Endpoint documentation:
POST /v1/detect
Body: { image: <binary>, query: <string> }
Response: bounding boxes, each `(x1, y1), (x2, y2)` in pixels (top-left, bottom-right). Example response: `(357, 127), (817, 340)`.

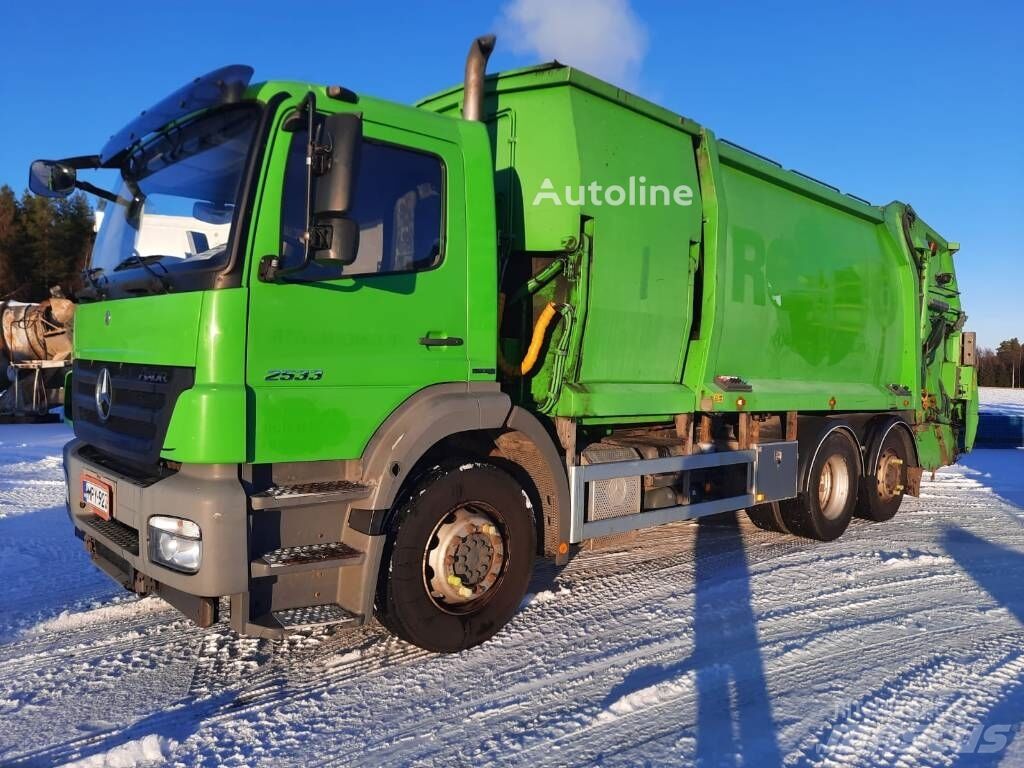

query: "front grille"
(81, 515), (140, 556)
(73, 360), (194, 466)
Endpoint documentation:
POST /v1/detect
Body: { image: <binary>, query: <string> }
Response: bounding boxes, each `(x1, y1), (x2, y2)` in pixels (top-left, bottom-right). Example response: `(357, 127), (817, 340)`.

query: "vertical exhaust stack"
(463, 34), (497, 121)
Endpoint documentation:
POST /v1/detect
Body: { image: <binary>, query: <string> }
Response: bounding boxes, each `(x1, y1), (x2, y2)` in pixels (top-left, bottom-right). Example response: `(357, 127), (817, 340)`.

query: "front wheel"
(376, 463), (536, 653)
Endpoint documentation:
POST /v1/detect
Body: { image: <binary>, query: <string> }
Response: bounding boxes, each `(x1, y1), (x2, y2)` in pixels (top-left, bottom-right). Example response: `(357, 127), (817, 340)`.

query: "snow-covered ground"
(1, 417), (1023, 767)
(977, 388), (1024, 449)
(979, 387), (1024, 416)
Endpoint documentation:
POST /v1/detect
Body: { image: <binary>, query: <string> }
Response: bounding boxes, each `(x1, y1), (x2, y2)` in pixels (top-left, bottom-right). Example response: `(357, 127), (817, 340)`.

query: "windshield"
(89, 104), (260, 294)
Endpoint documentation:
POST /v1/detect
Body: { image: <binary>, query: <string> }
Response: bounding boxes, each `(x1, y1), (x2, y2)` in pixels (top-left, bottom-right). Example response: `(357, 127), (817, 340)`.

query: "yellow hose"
(498, 298), (561, 377)
(519, 301), (560, 376)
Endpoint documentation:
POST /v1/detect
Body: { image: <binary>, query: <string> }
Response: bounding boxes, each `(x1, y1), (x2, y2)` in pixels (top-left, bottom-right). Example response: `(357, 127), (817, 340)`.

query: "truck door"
(245, 109), (470, 463)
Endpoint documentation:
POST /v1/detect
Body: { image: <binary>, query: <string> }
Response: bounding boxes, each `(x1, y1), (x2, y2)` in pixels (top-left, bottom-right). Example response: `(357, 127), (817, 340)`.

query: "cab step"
(250, 480), (372, 510)
(250, 541), (365, 577)
(272, 603), (360, 630)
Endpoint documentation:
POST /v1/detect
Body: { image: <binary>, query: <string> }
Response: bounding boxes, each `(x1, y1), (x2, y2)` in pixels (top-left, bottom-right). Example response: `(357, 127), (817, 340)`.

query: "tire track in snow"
(2, 444), (1024, 766)
(794, 636), (1024, 767)
(500, 629), (1024, 768)
(336, 588), (1018, 767)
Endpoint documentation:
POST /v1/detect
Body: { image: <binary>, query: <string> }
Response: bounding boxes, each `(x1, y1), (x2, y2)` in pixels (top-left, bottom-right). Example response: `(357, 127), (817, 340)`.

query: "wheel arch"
(359, 382), (513, 513)
(862, 416), (920, 476)
(796, 417), (864, 495)
(357, 385), (568, 558)
(494, 407), (571, 558)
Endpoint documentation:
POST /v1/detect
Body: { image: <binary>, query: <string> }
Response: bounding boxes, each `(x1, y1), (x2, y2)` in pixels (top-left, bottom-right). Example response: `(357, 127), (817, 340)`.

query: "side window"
(279, 124), (444, 277)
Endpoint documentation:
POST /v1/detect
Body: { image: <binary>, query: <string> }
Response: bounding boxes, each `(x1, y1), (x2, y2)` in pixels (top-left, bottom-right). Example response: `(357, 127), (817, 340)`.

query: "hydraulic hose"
(519, 301), (560, 376)
(538, 302), (575, 413)
(499, 300), (563, 377)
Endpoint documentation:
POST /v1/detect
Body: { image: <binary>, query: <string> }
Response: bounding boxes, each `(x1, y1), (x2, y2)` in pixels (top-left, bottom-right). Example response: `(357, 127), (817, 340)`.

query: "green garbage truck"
(30, 36), (977, 652)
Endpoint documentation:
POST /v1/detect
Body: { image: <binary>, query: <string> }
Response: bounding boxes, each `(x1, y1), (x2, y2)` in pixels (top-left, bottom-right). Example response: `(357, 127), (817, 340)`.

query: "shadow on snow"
(599, 513), (783, 766)
(944, 526), (1024, 767)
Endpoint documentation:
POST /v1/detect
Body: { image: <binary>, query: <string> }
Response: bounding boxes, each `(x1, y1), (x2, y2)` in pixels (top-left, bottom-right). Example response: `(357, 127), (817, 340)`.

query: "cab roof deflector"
(99, 64), (254, 165)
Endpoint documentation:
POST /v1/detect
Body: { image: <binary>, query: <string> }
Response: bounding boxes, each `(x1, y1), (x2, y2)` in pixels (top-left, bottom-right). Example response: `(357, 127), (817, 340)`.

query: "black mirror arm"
(255, 93), (320, 284)
(302, 91), (318, 268)
(60, 154), (102, 170)
(259, 253), (311, 282)
(263, 92), (324, 282)
(46, 154), (119, 203)
(75, 179), (119, 204)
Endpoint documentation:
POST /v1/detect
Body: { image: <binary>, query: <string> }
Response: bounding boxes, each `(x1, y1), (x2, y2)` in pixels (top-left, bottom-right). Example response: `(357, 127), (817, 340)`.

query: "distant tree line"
(0, 184), (94, 302)
(977, 339), (1023, 388)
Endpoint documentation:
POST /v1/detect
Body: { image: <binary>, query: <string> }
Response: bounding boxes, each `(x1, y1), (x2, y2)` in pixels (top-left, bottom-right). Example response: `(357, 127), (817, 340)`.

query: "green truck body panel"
(70, 65), (975, 472)
(163, 288), (250, 463)
(242, 86), (497, 465)
(76, 292), (204, 367)
(418, 65), (976, 465)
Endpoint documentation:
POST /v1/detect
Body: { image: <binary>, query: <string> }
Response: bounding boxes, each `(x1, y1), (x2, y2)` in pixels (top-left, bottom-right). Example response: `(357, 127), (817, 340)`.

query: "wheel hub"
(876, 449), (905, 500)
(424, 505), (506, 611)
(453, 532), (494, 585)
(818, 455), (851, 520)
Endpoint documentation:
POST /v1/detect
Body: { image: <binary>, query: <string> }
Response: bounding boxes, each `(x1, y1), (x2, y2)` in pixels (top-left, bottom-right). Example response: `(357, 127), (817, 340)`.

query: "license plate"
(81, 473), (113, 521)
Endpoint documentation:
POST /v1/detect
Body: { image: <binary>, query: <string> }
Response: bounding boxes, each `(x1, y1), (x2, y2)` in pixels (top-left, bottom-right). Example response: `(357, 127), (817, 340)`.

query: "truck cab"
(44, 63), (535, 649)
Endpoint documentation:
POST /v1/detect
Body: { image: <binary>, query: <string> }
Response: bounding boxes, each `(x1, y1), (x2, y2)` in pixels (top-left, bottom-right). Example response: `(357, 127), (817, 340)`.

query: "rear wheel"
(778, 431), (859, 541)
(856, 427), (913, 522)
(747, 501), (790, 533)
(376, 463), (535, 653)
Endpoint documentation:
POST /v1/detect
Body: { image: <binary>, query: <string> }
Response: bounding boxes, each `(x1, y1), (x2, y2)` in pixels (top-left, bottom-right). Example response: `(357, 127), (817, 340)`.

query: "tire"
(778, 431), (859, 541)
(856, 426), (913, 522)
(376, 462), (536, 653)
(747, 502), (791, 534)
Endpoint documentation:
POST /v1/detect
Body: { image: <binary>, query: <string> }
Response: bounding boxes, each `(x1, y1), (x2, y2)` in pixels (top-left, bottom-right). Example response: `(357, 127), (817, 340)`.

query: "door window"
(279, 124), (444, 278)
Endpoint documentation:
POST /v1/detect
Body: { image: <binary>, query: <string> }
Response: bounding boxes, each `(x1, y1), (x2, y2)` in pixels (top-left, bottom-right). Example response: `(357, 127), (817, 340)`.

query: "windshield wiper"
(113, 254), (172, 293)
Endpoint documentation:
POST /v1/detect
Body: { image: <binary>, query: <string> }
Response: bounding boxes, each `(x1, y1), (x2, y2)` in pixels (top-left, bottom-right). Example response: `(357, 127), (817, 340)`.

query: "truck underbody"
(66, 382), (928, 645)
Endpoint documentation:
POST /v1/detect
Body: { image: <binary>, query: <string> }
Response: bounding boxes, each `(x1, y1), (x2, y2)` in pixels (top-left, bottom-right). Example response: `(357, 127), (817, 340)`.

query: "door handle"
(419, 335), (464, 347)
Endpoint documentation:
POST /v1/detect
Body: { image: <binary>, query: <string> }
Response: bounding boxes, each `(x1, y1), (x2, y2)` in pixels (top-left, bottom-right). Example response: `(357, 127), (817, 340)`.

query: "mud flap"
(156, 583), (219, 628)
(905, 466), (923, 497)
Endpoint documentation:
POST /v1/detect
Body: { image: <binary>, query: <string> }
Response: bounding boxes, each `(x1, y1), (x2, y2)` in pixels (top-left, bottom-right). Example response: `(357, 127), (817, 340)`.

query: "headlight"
(148, 516), (202, 573)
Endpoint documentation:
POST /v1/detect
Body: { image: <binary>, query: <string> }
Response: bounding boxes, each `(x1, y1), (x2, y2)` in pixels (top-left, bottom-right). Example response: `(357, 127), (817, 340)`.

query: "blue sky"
(1, 1), (1020, 347)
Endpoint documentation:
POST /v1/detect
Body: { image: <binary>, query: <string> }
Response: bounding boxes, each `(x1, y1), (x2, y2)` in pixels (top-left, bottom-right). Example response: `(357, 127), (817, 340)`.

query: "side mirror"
(29, 160), (76, 198)
(311, 112), (362, 265)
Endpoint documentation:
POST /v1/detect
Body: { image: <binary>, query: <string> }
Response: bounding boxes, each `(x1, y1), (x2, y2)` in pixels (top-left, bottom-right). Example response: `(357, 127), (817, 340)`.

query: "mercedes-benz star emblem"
(95, 368), (113, 422)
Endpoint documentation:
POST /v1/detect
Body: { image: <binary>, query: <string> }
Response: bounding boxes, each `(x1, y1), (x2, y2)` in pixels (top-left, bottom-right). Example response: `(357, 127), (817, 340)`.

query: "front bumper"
(64, 439), (250, 600)
(64, 438), (384, 637)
